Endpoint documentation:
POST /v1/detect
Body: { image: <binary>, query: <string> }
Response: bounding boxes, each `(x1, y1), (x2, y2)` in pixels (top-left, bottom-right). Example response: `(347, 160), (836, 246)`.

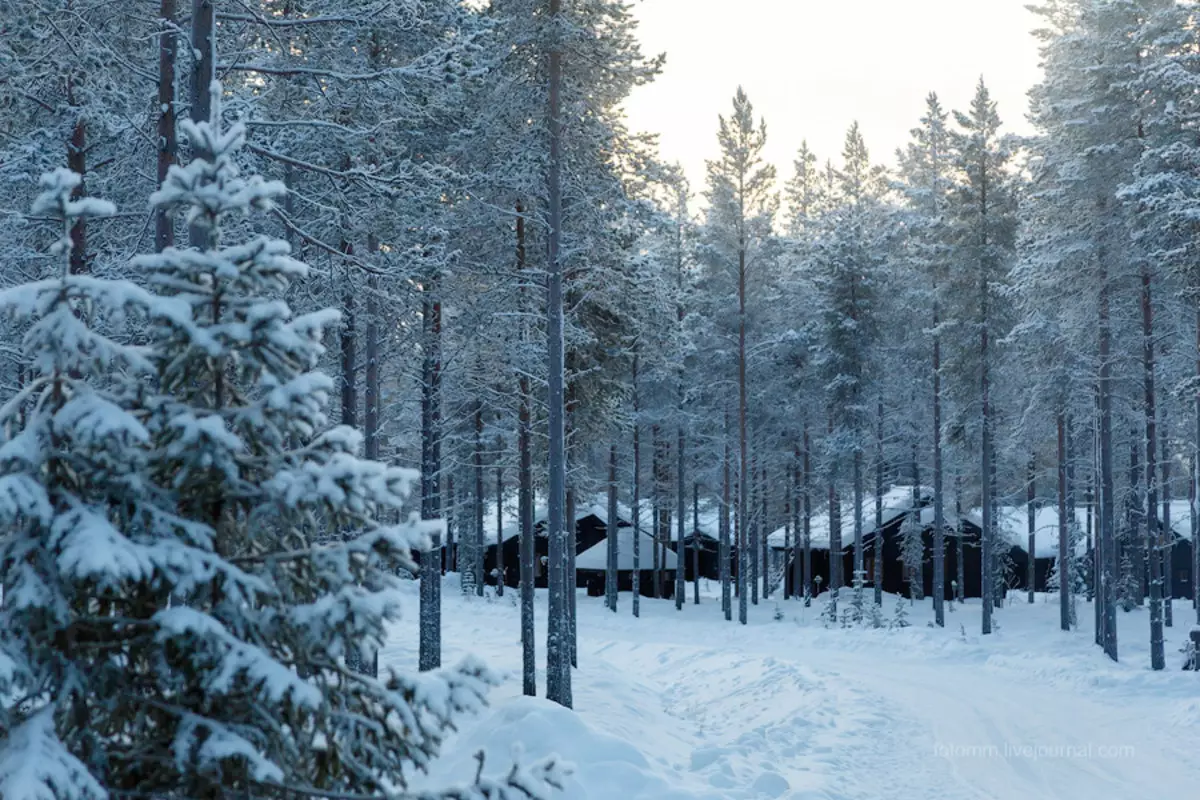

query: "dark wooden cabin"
(775, 509), (1026, 601)
(482, 511), (622, 589)
(576, 527), (677, 598)
(667, 531), (722, 582)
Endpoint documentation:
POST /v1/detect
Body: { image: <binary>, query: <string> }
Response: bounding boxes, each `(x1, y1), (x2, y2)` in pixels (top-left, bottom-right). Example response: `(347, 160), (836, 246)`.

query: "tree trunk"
(544, 0), (571, 709)
(804, 425), (813, 607)
(854, 446), (864, 602)
(738, 221), (749, 625)
(981, 265), (993, 635)
(419, 271), (442, 672)
(784, 466), (793, 601)
(722, 409), (732, 620)
(156, 0), (177, 251)
(607, 444), (619, 612)
(189, 0), (215, 251)
(875, 399), (885, 607)
(363, 244), (381, 677)
(676, 425), (686, 610)
(955, 473), (965, 602)
(761, 463), (770, 600)
(517, 202), (535, 696)
(1195, 306), (1200, 623)
(1161, 419), (1172, 629)
(1099, 253), (1118, 660)
(1143, 263), (1164, 670)
(652, 427), (663, 600)
(932, 299), (945, 624)
(496, 461), (504, 598)
(474, 404), (486, 598)
(1028, 456), (1037, 604)
(565, 485), (577, 668)
(1058, 411), (1071, 631)
(693, 481), (701, 605)
(633, 353), (642, 618)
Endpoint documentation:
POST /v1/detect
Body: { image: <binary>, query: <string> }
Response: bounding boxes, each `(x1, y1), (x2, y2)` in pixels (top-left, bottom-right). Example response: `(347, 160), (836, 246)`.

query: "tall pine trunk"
(1028, 457), (1037, 604)
(761, 463), (770, 600)
(188, 0), (215, 251)
(632, 353), (642, 618)
(544, 0), (571, 709)
(156, 0), (177, 251)
(676, 425), (686, 610)
(980, 255), (994, 635)
(652, 427), (663, 600)
(1143, 263), (1164, 670)
(722, 409), (732, 619)
(1161, 420), (1172, 629)
(804, 428), (813, 606)
(1099, 254), (1118, 660)
(738, 223), (749, 625)
(517, 202), (535, 696)
(496, 461), (504, 597)
(607, 444), (619, 612)
(693, 482), (701, 605)
(955, 473), (965, 602)
(875, 399), (884, 607)
(1058, 411), (1071, 631)
(932, 298), (945, 624)
(474, 404), (486, 597)
(419, 272), (442, 672)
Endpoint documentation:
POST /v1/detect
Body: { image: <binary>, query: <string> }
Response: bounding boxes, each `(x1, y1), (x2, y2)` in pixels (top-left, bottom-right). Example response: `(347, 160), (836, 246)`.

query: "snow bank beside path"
(387, 579), (1200, 800)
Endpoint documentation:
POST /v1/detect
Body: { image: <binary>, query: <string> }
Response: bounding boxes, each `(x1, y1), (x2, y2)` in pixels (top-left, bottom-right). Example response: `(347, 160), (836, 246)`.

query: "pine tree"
(702, 87), (777, 626)
(944, 79), (1019, 635)
(130, 89), (563, 797)
(0, 169), (148, 800)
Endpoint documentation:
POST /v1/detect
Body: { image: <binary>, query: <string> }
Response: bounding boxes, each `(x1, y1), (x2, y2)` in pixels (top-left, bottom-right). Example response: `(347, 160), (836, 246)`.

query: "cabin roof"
(576, 528), (677, 571)
(993, 501), (1193, 559)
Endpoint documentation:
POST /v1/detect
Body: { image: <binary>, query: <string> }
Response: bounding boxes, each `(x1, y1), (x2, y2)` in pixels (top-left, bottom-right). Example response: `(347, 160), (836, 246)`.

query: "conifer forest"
(2, 1), (1200, 798)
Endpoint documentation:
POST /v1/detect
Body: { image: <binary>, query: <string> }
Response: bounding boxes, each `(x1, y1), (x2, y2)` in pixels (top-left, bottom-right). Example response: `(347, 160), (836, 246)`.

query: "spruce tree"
(128, 88), (564, 798)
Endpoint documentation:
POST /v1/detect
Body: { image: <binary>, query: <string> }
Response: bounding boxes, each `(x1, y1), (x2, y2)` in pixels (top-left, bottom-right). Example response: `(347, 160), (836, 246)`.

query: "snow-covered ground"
(386, 581), (1200, 799)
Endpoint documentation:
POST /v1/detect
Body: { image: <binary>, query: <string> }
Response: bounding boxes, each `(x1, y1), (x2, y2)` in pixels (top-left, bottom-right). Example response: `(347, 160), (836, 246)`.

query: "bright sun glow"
(623, 0), (1043, 189)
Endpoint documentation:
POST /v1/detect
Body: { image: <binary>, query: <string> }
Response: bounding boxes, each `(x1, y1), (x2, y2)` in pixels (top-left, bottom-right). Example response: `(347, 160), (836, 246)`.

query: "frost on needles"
(0, 91), (565, 799)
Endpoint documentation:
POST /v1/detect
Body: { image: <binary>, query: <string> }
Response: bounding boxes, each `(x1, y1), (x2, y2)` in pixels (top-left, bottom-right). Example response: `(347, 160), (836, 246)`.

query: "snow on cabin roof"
(576, 528), (677, 571)
(995, 500), (1194, 558)
(488, 493), (632, 544)
(992, 506), (1091, 559)
(766, 485), (934, 550)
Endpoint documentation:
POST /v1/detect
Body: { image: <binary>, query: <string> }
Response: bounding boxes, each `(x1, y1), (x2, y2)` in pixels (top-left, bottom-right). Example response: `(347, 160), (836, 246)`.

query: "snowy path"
(392, 584), (1200, 799)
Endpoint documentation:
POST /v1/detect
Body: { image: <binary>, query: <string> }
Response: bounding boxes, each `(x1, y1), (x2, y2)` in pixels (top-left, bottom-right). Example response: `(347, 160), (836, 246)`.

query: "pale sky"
(622, 0), (1044, 194)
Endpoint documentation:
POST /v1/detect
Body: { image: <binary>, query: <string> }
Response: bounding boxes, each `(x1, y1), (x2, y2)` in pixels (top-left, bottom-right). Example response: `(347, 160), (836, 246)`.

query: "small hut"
(576, 526), (677, 598)
(482, 498), (627, 589)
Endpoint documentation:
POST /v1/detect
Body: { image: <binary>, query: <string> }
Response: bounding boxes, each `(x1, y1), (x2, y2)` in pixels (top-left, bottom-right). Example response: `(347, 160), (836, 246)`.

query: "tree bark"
(932, 297), (944, 624)
(722, 408), (732, 619)
(875, 399), (885, 607)
(1143, 263), (1164, 670)
(156, 0), (177, 252)
(1058, 412), (1071, 630)
(607, 444), (619, 612)
(474, 403), (486, 597)
(496, 460), (504, 598)
(1028, 456), (1037, 604)
(1099, 251), (1118, 660)
(738, 213), (749, 625)
(419, 270), (442, 672)
(544, 0), (571, 709)
(516, 203), (535, 696)
(804, 426), (813, 606)
(632, 353), (642, 618)
(189, 0), (215, 251)
(693, 481), (701, 605)
(1160, 418), (1172, 629)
